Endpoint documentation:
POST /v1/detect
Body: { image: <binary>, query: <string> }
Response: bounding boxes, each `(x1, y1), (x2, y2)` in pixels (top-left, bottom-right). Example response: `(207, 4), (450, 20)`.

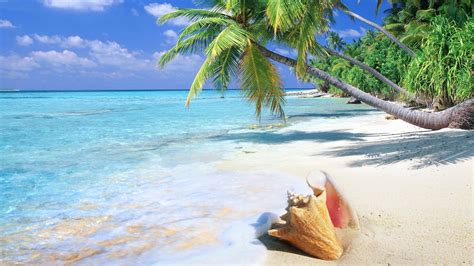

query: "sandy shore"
(217, 111), (473, 264)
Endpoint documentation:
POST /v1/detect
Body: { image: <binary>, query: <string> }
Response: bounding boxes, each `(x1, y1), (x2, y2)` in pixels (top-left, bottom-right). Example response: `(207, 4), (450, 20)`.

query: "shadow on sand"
(288, 108), (378, 120)
(320, 130), (474, 169)
(212, 130), (368, 144)
(257, 234), (311, 258)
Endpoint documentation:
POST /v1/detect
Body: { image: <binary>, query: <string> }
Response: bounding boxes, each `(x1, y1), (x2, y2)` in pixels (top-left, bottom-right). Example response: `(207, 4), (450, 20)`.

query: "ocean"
(0, 90), (374, 264)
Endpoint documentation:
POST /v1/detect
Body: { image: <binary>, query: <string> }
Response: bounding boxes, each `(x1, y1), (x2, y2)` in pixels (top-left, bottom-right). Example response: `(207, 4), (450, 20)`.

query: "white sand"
(217, 112), (474, 264)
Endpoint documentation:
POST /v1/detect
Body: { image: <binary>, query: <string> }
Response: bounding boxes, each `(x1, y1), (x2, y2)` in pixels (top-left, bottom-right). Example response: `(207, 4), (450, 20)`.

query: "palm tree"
(326, 31), (346, 51)
(340, 7), (417, 57)
(381, 0), (472, 49)
(158, 0), (473, 129)
(158, 0), (288, 118)
(324, 47), (413, 99)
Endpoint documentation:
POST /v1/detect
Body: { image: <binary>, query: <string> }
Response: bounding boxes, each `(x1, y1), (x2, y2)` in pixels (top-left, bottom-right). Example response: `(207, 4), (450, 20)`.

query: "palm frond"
(240, 42), (285, 118)
(206, 24), (252, 57)
(159, 29), (220, 67)
(186, 56), (217, 106)
(266, 0), (305, 34)
(211, 47), (241, 90)
(157, 8), (228, 25)
(177, 17), (234, 42)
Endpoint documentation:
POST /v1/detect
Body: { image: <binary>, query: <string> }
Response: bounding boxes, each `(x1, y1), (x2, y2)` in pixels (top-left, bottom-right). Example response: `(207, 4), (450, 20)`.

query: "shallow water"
(0, 90), (375, 264)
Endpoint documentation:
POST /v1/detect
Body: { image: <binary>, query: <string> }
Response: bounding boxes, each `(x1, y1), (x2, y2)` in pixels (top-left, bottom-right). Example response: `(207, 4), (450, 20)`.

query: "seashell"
(268, 170), (359, 260)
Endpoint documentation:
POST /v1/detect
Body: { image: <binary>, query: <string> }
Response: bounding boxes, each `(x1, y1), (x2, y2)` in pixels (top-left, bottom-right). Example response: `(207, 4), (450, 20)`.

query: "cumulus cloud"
(163, 29), (178, 43)
(87, 40), (151, 69)
(64, 36), (85, 47)
(31, 50), (96, 67)
(0, 54), (39, 71)
(14, 34), (150, 69)
(144, 3), (189, 26)
(337, 27), (366, 38)
(0, 19), (15, 28)
(0, 54), (39, 79)
(42, 0), (122, 11)
(16, 35), (34, 46)
(28, 34), (85, 47)
(2, 34), (203, 81)
(33, 34), (61, 44)
(153, 51), (202, 73)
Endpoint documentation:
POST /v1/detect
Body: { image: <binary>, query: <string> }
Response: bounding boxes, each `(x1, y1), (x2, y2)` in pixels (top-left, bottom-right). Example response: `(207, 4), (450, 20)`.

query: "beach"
(218, 111), (473, 264)
(1, 92), (472, 264)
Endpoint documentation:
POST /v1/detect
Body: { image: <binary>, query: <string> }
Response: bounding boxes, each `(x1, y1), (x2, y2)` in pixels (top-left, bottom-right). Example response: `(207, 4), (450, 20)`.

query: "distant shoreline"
(0, 88), (316, 93)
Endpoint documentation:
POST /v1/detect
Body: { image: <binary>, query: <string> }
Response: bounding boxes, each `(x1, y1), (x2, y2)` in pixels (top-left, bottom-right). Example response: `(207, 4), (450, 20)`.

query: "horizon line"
(0, 87), (315, 93)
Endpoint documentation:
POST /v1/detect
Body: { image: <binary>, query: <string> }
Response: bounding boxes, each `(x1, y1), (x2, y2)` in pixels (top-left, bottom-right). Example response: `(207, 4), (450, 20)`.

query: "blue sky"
(0, 0), (391, 90)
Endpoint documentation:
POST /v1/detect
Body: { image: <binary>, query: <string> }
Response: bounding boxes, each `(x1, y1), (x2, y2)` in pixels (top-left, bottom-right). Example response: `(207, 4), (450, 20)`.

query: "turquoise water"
(0, 90), (374, 264)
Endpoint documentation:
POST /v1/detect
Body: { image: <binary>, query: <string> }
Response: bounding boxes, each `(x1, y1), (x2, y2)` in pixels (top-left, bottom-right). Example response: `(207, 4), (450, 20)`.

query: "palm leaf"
(206, 24), (252, 57)
(211, 47), (241, 90)
(240, 42), (285, 118)
(157, 8), (228, 25)
(266, 0), (305, 34)
(159, 29), (219, 67)
(186, 56), (217, 106)
(177, 17), (234, 42)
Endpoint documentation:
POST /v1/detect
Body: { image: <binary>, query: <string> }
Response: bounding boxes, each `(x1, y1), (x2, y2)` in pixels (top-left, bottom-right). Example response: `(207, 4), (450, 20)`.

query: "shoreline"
(2, 94), (472, 264)
(217, 112), (473, 264)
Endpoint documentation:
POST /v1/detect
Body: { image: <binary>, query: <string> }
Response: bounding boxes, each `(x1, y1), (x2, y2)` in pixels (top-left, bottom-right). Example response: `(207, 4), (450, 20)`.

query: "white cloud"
(153, 51), (202, 73)
(163, 29), (178, 42)
(0, 54), (39, 79)
(0, 54), (39, 71)
(2, 33), (203, 82)
(34, 34), (61, 44)
(13, 34), (150, 70)
(64, 36), (85, 47)
(337, 27), (366, 38)
(0, 19), (15, 28)
(29, 34), (85, 47)
(144, 3), (189, 26)
(31, 50), (96, 67)
(16, 35), (34, 46)
(87, 40), (150, 69)
(42, 0), (122, 11)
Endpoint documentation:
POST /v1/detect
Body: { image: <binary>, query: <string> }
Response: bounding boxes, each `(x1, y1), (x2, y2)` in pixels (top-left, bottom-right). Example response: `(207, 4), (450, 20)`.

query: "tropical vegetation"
(157, 0), (473, 129)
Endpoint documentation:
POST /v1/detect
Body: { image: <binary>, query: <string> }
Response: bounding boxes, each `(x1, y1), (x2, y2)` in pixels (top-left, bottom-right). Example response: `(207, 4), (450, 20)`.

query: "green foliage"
(310, 31), (411, 100)
(240, 42), (285, 118)
(159, 0), (473, 119)
(383, 0), (472, 49)
(309, 14), (473, 107)
(159, 1), (286, 118)
(265, 0), (338, 77)
(403, 16), (474, 107)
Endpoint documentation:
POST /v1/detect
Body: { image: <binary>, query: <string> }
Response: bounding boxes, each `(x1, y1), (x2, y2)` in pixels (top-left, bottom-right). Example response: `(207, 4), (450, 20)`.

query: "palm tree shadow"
(211, 130), (368, 143)
(320, 130), (474, 169)
(287, 109), (379, 121)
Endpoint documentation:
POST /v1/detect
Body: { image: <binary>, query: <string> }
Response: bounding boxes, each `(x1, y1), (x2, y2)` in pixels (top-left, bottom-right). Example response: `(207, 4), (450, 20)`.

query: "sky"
(0, 0), (391, 91)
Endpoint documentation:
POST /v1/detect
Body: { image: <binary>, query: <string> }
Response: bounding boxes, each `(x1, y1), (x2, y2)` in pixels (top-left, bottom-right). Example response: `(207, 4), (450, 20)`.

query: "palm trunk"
(325, 48), (427, 106)
(343, 10), (417, 57)
(325, 47), (413, 98)
(258, 45), (474, 130)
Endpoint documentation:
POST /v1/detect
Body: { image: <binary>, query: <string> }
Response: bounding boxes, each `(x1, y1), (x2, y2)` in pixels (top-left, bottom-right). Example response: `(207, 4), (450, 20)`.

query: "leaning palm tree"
(158, 0), (473, 129)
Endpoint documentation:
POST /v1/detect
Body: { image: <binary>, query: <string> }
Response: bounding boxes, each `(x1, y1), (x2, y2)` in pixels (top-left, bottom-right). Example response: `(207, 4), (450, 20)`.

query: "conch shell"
(268, 171), (359, 260)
